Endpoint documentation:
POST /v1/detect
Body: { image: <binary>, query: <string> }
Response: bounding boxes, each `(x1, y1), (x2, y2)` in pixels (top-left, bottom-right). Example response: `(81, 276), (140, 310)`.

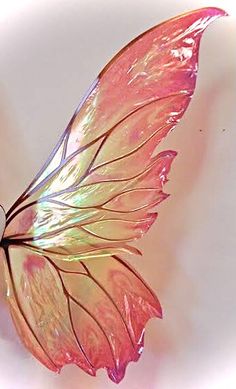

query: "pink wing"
(1, 7), (226, 383)
(4, 246), (161, 382)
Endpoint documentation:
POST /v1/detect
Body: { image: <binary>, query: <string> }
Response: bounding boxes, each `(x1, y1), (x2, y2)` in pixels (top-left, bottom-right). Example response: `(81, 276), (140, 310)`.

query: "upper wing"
(4, 7), (226, 259)
(2, 7), (226, 383)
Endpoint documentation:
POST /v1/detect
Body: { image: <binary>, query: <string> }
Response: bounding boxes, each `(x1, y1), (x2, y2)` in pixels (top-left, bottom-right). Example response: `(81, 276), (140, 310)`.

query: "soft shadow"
(130, 70), (233, 373)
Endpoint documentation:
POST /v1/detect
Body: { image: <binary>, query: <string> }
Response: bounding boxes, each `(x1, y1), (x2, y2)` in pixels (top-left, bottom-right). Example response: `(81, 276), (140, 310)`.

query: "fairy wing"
(2, 7), (226, 383)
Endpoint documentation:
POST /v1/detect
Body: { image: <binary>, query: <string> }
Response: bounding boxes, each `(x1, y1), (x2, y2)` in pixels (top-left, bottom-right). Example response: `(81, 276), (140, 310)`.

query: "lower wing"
(3, 246), (161, 383)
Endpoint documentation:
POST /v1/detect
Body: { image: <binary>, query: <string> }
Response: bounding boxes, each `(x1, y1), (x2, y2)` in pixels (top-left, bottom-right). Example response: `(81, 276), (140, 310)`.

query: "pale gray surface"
(0, 1), (235, 388)
(0, 206), (5, 241)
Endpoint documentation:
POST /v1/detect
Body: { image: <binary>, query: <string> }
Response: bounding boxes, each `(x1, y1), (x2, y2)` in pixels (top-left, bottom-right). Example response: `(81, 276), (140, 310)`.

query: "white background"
(0, 1), (235, 388)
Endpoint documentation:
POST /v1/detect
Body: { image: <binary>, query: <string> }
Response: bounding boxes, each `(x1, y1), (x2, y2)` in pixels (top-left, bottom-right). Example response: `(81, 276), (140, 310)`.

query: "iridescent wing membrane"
(1, 7), (226, 383)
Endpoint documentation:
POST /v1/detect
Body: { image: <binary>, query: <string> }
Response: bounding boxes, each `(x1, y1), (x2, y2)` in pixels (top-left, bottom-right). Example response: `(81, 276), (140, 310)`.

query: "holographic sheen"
(1, 7), (226, 383)
(4, 246), (161, 382)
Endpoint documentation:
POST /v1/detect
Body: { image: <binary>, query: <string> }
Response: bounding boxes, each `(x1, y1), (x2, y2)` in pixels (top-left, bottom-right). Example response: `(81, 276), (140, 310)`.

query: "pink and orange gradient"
(0, 7), (227, 385)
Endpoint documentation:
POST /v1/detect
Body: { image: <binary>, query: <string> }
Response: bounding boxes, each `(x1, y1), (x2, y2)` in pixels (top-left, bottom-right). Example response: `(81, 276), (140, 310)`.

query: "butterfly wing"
(2, 7), (226, 383)
(4, 246), (161, 382)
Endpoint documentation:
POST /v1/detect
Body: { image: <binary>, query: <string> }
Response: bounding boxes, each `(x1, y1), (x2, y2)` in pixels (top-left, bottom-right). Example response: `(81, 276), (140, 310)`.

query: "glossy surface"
(4, 7), (226, 257)
(4, 247), (161, 382)
(0, 6), (227, 385)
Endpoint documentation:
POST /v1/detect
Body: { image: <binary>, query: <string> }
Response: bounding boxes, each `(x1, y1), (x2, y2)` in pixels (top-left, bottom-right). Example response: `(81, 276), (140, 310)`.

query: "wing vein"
(4, 248), (58, 370)
(80, 261), (135, 348)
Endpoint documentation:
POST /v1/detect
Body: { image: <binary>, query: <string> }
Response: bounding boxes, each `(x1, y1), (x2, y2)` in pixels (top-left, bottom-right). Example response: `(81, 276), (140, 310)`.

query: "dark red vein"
(112, 255), (162, 310)
(80, 261), (135, 348)
(44, 255), (87, 275)
(42, 255), (95, 370)
(6, 213), (152, 242)
(26, 93), (183, 199)
(6, 149), (175, 226)
(67, 299), (95, 373)
(85, 122), (174, 178)
(5, 78), (100, 219)
(43, 254), (135, 348)
(6, 92), (186, 220)
(68, 294), (117, 370)
(55, 268), (117, 370)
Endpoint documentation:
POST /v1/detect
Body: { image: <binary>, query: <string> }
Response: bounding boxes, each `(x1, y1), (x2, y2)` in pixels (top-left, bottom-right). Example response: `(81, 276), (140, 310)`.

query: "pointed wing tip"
(203, 7), (228, 17)
(105, 282), (162, 384)
(157, 302), (163, 319)
(182, 7), (228, 19)
(54, 306), (162, 384)
(173, 7), (228, 36)
(106, 309), (163, 384)
(107, 367), (126, 384)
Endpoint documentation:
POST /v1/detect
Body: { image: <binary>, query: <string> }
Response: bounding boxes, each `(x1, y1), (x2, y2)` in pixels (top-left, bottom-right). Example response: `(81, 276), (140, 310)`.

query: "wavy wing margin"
(4, 246), (161, 383)
(1, 7), (227, 384)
